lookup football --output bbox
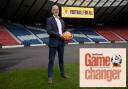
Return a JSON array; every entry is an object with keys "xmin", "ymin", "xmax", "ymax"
[
  {"xmin": 63, "ymin": 31, "xmax": 73, "ymax": 41},
  {"xmin": 111, "ymin": 54, "xmax": 122, "ymax": 66}
]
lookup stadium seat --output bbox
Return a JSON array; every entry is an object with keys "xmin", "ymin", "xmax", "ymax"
[
  {"xmin": 79, "ymin": 28, "xmax": 108, "ymax": 43},
  {"xmin": 6, "ymin": 24, "xmax": 42, "ymax": 46},
  {"xmin": 70, "ymin": 29, "xmax": 93, "ymax": 43},
  {"xmin": 26, "ymin": 26, "xmax": 49, "ymax": 45},
  {"xmin": 109, "ymin": 26, "xmax": 128, "ymax": 41},
  {"xmin": 0, "ymin": 26, "xmax": 19, "ymax": 46},
  {"xmin": 94, "ymin": 27, "xmax": 124, "ymax": 42}
]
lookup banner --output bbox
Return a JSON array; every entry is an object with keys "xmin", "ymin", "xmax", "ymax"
[
  {"xmin": 61, "ymin": 7, "xmax": 94, "ymax": 18},
  {"xmin": 80, "ymin": 48, "xmax": 126, "ymax": 87}
]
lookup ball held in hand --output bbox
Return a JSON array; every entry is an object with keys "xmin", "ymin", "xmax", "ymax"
[{"xmin": 62, "ymin": 31, "xmax": 73, "ymax": 41}]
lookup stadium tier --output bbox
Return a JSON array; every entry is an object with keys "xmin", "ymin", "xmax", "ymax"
[
  {"xmin": 26, "ymin": 26, "xmax": 49, "ymax": 44},
  {"xmin": 6, "ymin": 24, "xmax": 42, "ymax": 46},
  {"xmin": 70, "ymin": 29, "xmax": 94, "ymax": 44},
  {"xmin": 108, "ymin": 26, "xmax": 128, "ymax": 41},
  {"xmin": 79, "ymin": 28, "xmax": 109, "ymax": 43},
  {"xmin": 0, "ymin": 26, "xmax": 19, "ymax": 46},
  {"xmin": 94, "ymin": 27, "xmax": 125, "ymax": 42},
  {"xmin": 0, "ymin": 24, "xmax": 128, "ymax": 48}
]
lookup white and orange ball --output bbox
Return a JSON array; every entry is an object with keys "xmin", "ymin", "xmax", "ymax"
[{"xmin": 62, "ymin": 31, "xmax": 73, "ymax": 41}]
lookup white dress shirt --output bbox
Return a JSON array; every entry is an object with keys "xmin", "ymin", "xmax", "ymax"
[{"xmin": 54, "ymin": 16, "xmax": 62, "ymax": 35}]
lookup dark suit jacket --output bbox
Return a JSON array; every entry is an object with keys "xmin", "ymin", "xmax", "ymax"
[{"xmin": 46, "ymin": 16, "xmax": 66, "ymax": 47}]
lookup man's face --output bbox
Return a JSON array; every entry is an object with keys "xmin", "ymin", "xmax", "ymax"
[{"xmin": 51, "ymin": 5, "xmax": 59, "ymax": 16}]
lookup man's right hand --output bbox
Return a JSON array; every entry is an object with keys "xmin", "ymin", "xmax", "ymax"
[{"xmin": 60, "ymin": 35, "xmax": 65, "ymax": 40}]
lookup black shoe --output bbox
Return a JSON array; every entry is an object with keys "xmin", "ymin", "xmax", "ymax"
[{"xmin": 61, "ymin": 75, "xmax": 70, "ymax": 79}]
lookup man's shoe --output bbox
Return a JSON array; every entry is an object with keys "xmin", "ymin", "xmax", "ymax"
[
  {"xmin": 61, "ymin": 75, "xmax": 70, "ymax": 79},
  {"xmin": 48, "ymin": 77, "xmax": 53, "ymax": 84}
]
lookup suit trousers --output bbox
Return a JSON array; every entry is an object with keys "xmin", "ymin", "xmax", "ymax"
[{"xmin": 48, "ymin": 45, "xmax": 64, "ymax": 77}]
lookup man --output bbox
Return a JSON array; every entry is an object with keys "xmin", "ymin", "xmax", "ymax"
[{"xmin": 46, "ymin": 5, "xmax": 70, "ymax": 84}]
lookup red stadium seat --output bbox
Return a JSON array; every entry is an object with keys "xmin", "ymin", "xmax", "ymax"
[
  {"xmin": 109, "ymin": 26, "xmax": 128, "ymax": 41},
  {"xmin": 0, "ymin": 26, "xmax": 19, "ymax": 46},
  {"xmin": 94, "ymin": 27, "xmax": 124, "ymax": 42}
]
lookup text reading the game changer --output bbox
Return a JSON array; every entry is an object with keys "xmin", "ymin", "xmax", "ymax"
[{"xmin": 84, "ymin": 53, "xmax": 121, "ymax": 82}]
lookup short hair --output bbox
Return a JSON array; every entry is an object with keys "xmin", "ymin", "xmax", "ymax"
[{"xmin": 51, "ymin": 4, "xmax": 59, "ymax": 10}]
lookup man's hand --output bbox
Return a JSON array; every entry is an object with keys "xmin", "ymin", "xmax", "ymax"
[{"xmin": 60, "ymin": 35, "xmax": 65, "ymax": 40}]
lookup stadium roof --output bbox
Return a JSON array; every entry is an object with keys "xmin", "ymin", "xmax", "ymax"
[{"xmin": 0, "ymin": 0, "xmax": 128, "ymax": 25}]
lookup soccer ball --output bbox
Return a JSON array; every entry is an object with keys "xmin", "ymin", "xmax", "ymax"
[
  {"xmin": 63, "ymin": 31, "xmax": 73, "ymax": 41},
  {"xmin": 111, "ymin": 54, "xmax": 122, "ymax": 66}
]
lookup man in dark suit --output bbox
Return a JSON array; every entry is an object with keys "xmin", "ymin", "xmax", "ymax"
[{"xmin": 46, "ymin": 5, "xmax": 70, "ymax": 84}]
